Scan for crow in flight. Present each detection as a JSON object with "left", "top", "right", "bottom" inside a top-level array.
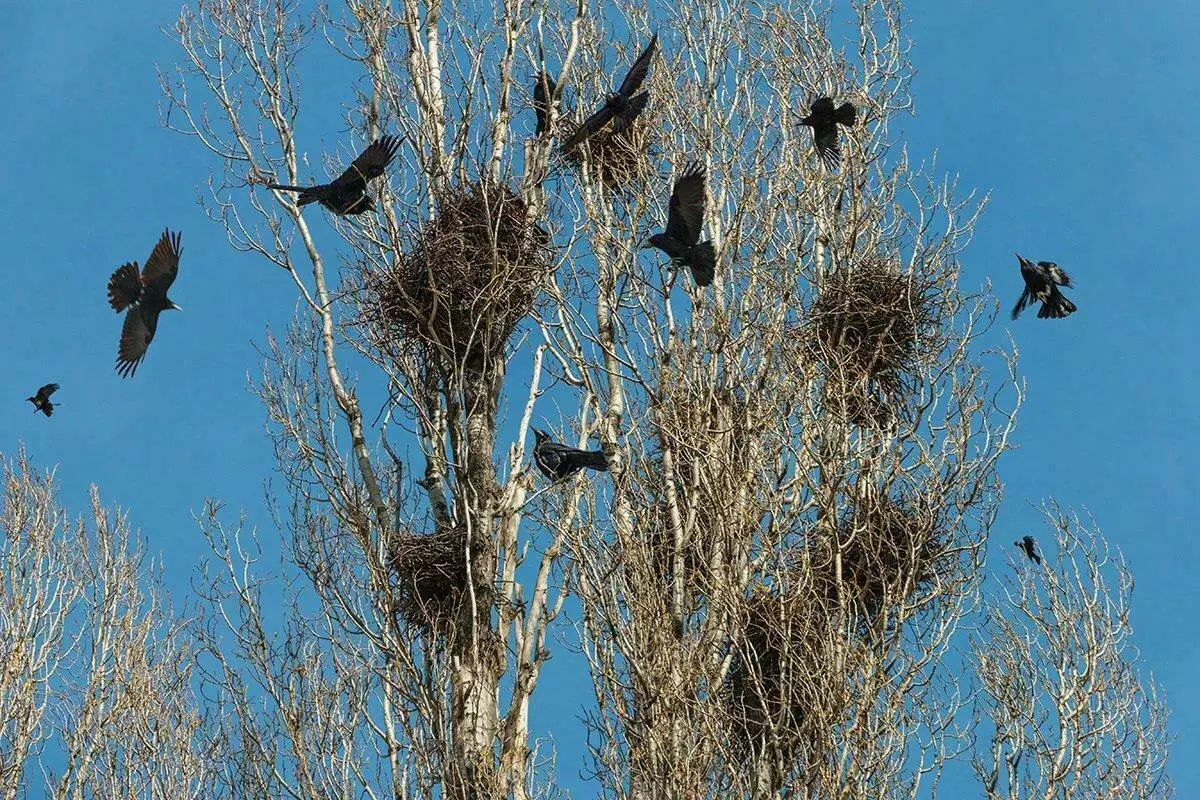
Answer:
[
  {"left": 26, "top": 383, "right": 60, "bottom": 417},
  {"left": 648, "top": 162, "right": 716, "bottom": 287},
  {"left": 267, "top": 135, "right": 401, "bottom": 215},
  {"left": 1011, "top": 254, "right": 1076, "bottom": 320},
  {"left": 533, "top": 71, "right": 560, "bottom": 137},
  {"left": 532, "top": 429, "right": 610, "bottom": 481},
  {"left": 560, "top": 34, "right": 658, "bottom": 153},
  {"left": 107, "top": 229, "right": 183, "bottom": 378},
  {"left": 800, "top": 96, "right": 857, "bottom": 169},
  {"left": 1014, "top": 535, "right": 1042, "bottom": 565}
]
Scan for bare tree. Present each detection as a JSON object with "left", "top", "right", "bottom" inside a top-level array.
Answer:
[
  {"left": 0, "top": 447, "right": 207, "bottom": 799},
  {"left": 971, "top": 502, "right": 1173, "bottom": 799}
]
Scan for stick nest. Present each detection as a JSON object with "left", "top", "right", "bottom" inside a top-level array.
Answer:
[
  {"left": 807, "top": 261, "right": 936, "bottom": 392},
  {"left": 363, "top": 181, "right": 552, "bottom": 367},
  {"left": 564, "top": 119, "right": 657, "bottom": 191},
  {"left": 388, "top": 524, "right": 479, "bottom": 629}
]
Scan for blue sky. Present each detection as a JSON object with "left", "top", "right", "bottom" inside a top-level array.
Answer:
[{"left": 2, "top": 0, "right": 1197, "bottom": 795}]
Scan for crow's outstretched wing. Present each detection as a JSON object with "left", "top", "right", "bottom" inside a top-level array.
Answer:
[
  {"left": 616, "top": 34, "right": 658, "bottom": 97},
  {"left": 664, "top": 162, "right": 706, "bottom": 247},
  {"left": 561, "top": 105, "right": 616, "bottom": 152},
  {"left": 330, "top": 135, "right": 401, "bottom": 191},
  {"left": 36, "top": 384, "right": 59, "bottom": 402},
  {"left": 1040, "top": 261, "right": 1072, "bottom": 287},
  {"left": 813, "top": 123, "right": 841, "bottom": 168},
  {"left": 835, "top": 101, "right": 857, "bottom": 126},
  {"left": 141, "top": 229, "right": 182, "bottom": 294},
  {"left": 116, "top": 307, "right": 159, "bottom": 378},
  {"left": 1011, "top": 288, "right": 1032, "bottom": 320}
]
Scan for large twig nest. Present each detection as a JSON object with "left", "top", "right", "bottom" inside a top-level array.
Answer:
[
  {"left": 563, "top": 118, "right": 657, "bottom": 191},
  {"left": 388, "top": 524, "right": 480, "bottom": 629},
  {"left": 807, "top": 261, "right": 936, "bottom": 393},
  {"left": 364, "top": 181, "right": 552, "bottom": 368}
]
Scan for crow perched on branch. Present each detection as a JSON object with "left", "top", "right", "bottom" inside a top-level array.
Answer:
[
  {"left": 267, "top": 135, "right": 401, "bottom": 215},
  {"left": 1011, "top": 254, "right": 1076, "bottom": 320},
  {"left": 532, "top": 429, "right": 610, "bottom": 481},
  {"left": 26, "top": 384, "right": 60, "bottom": 417},
  {"left": 1014, "top": 535, "right": 1042, "bottom": 565},
  {"left": 648, "top": 161, "right": 716, "bottom": 286},
  {"left": 107, "top": 229, "right": 183, "bottom": 378},
  {"left": 560, "top": 34, "right": 658, "bottom": 153},
  {"left": 533, "top": 71, "right": 560, "bottom": 137},
  {"left": 800, "top": 96, "right": 857, "bottom": 168}
]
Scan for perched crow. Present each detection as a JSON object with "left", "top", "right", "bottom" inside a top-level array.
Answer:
[
  {"left": 532, "top": 428, "right": 610, "bottom": 481},
  {"left": 107, "top": 229, "right": 183, "bottom": 378},
  {"left": 560, "top": 34, "right": 658, "bottom": 153},
  {"left": 533, "top": 71, "right": 560, "bottom": 136},
  {"left": 648, "top": 162, "right": 716, "bottom": 286},
  {"left": 267, "top": 135, "right": 401, "bottom": 215},
  {"left": 1014, "top": 535, "right": 1042, "bottom": 565},
  {"left": 800, "top": 96, "right": 857, "bottom": 168},
  {"left": 26, "top": 383, "right": 60, "bottom": 417},
  {"left": 1011, "top": 254, "right": 1076, "bottom": 320}
]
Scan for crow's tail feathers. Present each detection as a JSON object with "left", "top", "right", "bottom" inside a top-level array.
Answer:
[
  {"left": 1011, "top": 288, "right": 1031, "bottom": 320},
  {"left": 835, "top": 101, "right": 857, "bottom": 127},
  {"left": 1036, "top": 286, "right": 1077, "bottom": 319},
  {"left": 580, "top": 449, "right": 610, "bottom": 472},
  {"left": 107, "top": 263, "right": 142, "bottom": 312},
  {"left": 688, "top": 240, "right": 717, "bottom": 287},
  {"left": 266, "top": 184, "right": 324, "bottom": 206}
]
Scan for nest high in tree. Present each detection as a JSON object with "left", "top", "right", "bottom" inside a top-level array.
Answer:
[
  {"left": 807, "top": 260, "right": 937, "bottom": 397},
  {"left": 388, "top": 523, "right": 482, "bottom": 630},
  {"left": 563, "top": 116, "right": 656, "bottom": 192},
  {"left": 365, "top": 181, "right": 551, "bottom": 371}
]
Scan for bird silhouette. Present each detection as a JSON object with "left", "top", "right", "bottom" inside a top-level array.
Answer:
[
  {"left": 532, "top": 429, "right": 610, "bottom": 481},
  {"left": 267, "top": 135, "right": 401, "bottom": 215},
  {"left": 560, "top": 34, "right": 658, "bottom": 153},
  {"left": 1011, "top": 254, "right": 1076, "bottom": 320},
  {"left": 800, "top": 96, "right": 857, "bottom": 168},
  {"left": 648, "top": 162, "right": 716, "bottom": 286},
  {"left": 533, "top": 72, "right": 559, "bottom": 137},
  {"left": 107, "top": 229, "right": 183, "bottom": 378},
  {"left": 1014, "top": 535, "right": 1042, "bottom": 565},
  {"left": 26, "top": 383, "right": 60, "bottom": 417}
]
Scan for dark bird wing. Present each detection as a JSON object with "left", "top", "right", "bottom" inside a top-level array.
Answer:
[
  {"left": 36, "top": 384, "right": 59, "bottom": 402},
  {"left": 1040, "top": 262, "right": 1072, "bottom": 287},
  {"left": 561, "top": 105, "right": 616, "bottom": 152},
  {"left": 665, "top": 162, "right": 706, "bottom": 246},
  {"left": 330, "top": 135, "right": 401, "bottom": 190},
  {"left": 142, "top": 230, "right": 182, "bottom": 294},
  {"left": 807, "top": 96, "right": 835, "bottom": 119},
  {"left": 813, "top": 123, "right": 841, "bottom": 168},
  {"left": 616, "top": 33, "right": 658, "bottom": 97},
  {"left": 611, "top": 90, "right": 650, "bottom": 134},
  {"left": 116, "top": 306, "right": 160, "bottom": 378},
  {"left": 534, "top": 72, "right": 557, "bottom": 135},
  {"left": 835, "top": 101, "right": 857, "bottom": 126},
  {"left": 107, "top": 263, "right": 143, "bottom": 311},
  {"left": 1011, "top": 288, "right": 1032, "bottom": 320}
]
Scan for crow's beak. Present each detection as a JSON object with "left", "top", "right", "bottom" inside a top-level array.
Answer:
[{"left": 169, "top": 302, "right": 183, "bottom": 311}]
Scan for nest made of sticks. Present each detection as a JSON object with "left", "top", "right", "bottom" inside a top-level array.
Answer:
[
  {"left": 563, "top": 118, "right": 657, "bottom": 191},
  {"left": 807, "top": 492, "right": 948, "bottom": 627},
  {"left": 364, "top": 181, "right": 552, "bottom": 368},
  {"left": 388, "top": 524, "right": 480, "bottom": 629},
  {"left": 807, "top": 261, "right": 936, "bottom": 392}
]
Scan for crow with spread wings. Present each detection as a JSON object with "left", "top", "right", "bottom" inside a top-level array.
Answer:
[
  {"left": 648, "top": 162, "right": 716, "bottom": 287},
  {"left": 560, "top": 34, "right": 658, "bottom": 153},
  {"left": 107, "top": 229, "right": 183, "bottom": 378},
  {"left": 267, "top": 135, "right": 401, "bottom": 215}
]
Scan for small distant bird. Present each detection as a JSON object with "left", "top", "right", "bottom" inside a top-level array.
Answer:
[
  {"left": 800, "top": 96, "right": 857, "bottom": 168},
  {"left": 532, "top": 429, "right": 610, "bottom": 481},
  {"left": 26, "top": 384, "right": 60, "bottom": 417},
  {"left": 107, "top": 229, "right": 183, "bottom": 378},
  {"left": 533, "top": 71, "right": 559, "bottom": 137},
  {"left": 267, "top": 135, "right": 401, "bottom": 215},
  {"left": 1014, "top": 535, "right": 1042, "bottom": 565},
  {"left": 648, "top": 162, "right": 716, "bottom": 287},
  {"left": 560, "top": 34, "right": 658, "bottom": 153},
  {"left": 1011, "top": 254, "right": 1076, "bottom": 320}
]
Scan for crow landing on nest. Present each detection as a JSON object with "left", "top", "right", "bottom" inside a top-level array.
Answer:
[
  {"left": 1011, "top": 254, "right": 1077, "bottom": 320},
  {"left": 1014, "top": 535, "right": 1042, "bottom": 565},
  {"left": 560, "top": 34, "right": 658, "bottom": 153},
  {"left": 532, "top": 429, "right": 610, "bottom": 481},
  {"left": 26, "top": 383, "right": 60, "bottom": 417},
  {"left": 268, "top": 135, "right": 401, "bottom": 215},
  {"left": 106, "top": 229, "right": 183, "bottom": 378},
  {"left": 647, "top": 161, "right": 717, "bottom": 287},
  {"left": 800, "top": 96, "right": 857, "bottom": 169}
]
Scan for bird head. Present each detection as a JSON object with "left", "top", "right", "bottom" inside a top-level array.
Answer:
[{"left": 532, "top": 428, "right": 550, "bottom": 444}]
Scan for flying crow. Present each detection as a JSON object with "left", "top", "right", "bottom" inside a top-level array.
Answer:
[
  {"left": 1012, "top": 254, "right": 1076, "bottom": 320},
  {"left": 560, "top": 34, "right": 658, "bottom": 153},
  {"left": 1014, "top": 535, "right": 1042, "bottom": 565},
  {"left": 267, "top": 135, "right": 401, "bottom": 215},
  {"left": 107, "top": 229, "right": 183, "bottom": 378},
  {"left": 648, "top": 161, "right": 716, "bottom": 286},
  {"left": 800, "top": 96, "right": 857, "bottom": 169},
  {"left": 26, "top": 383, "right": 60, "bottom": 417},
  {"left": 532, "top": 428, "right": 610, "bottom": 481}
]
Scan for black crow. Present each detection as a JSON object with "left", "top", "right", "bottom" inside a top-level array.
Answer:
[
  {"left": 648, "top": 162, "right": 716, "bottom": 286},
  {"left": 26, "top": 383, "right": 59, "bottom": 417},
  {"left": 800, "top": 96, "right": 857, "bottom": 168},
  {"left": 267, "top": 135, "right": 401, "bottom": 215},
  {"left": 560, "top": 34, "right": 658, "bottom": 153},
  {"left": 1012, "top": 254, "right": 1076, "bottom": 320},
  {"left": 532, "top": 428, "right": 610, "bottom": 481},
  {"left": 1014, "top": 535, "right": 1042, "bottom": 565},
  {"left": 533, "top": 71, "right": 559, "bottom": 136},
  {"left": 107, "top": 229, "right": 183, "bottom": 378}
]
